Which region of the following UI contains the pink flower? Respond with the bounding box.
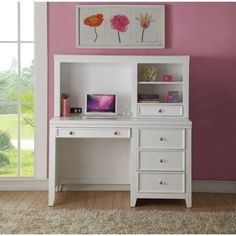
[110,15,130,43]
[110,15,130,32]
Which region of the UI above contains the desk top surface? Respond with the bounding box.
[50,115,192,128]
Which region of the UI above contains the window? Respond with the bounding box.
[0,2,35,177]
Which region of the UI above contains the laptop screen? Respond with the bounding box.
[86,94,116,113]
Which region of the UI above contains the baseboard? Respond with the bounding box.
[192,180,236,193]
[0,179,48,191]
[0,180,235,193]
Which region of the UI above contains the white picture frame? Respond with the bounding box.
[76,5,165,48]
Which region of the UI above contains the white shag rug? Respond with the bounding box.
[0,208,235,234]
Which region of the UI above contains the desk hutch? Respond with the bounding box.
[49,55,192,207]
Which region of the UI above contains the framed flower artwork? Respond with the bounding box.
[76,5,165,48]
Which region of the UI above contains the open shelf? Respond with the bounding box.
[54,55,189,118]
[137,62,187,110]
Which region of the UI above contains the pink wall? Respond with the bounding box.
[48,2,236,181]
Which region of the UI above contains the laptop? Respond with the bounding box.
[85,93,117,118]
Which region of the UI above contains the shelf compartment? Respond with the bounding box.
[138,63,183,82]
[138,84,183,104]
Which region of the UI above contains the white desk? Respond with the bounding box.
[49,116,192,207]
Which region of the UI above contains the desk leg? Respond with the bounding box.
[130,128,138,207]
[130,196,137,207]
[48,126,56,206]
[186,195,192,208]
[185,128,192,208]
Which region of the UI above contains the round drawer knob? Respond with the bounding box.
[158,109,162,113]
[114,131,118,135]
[160,158,164,163]
[159,181,163,185]
[160,137,165,141]
[69,131,73,135]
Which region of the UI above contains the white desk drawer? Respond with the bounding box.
[138,173,185,193]
[138,151,185,171]
[57,128,130,138]
[138,104,183,117]
[139,129,185,149]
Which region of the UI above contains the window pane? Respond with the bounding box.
[20,2,34,41]
[0,44,18,102]
[0,2,17,41]
[0,105,18,177]
[21,43,34,102]
[21,43,34,70]
[20,104,34,177]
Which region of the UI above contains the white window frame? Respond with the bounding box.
[0,3,48,187]
[0,2,35,178]
[34,2,48,180]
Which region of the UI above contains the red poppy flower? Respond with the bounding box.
[84,14,104,27]
[84,14,104,43]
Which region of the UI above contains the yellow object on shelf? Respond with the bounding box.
[140,66,157,81]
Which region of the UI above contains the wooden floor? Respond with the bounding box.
[0,191,235,211]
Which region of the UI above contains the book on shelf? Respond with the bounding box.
[138,94,159,99]
[138,100,160,103]
[138,94,160,103]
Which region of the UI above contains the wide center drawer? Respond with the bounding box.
[138,150,185,171]
[56,128,130,138]
[139,129,185,149]
[138,173,185,193]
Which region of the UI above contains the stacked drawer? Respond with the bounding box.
[137,128,186,194]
